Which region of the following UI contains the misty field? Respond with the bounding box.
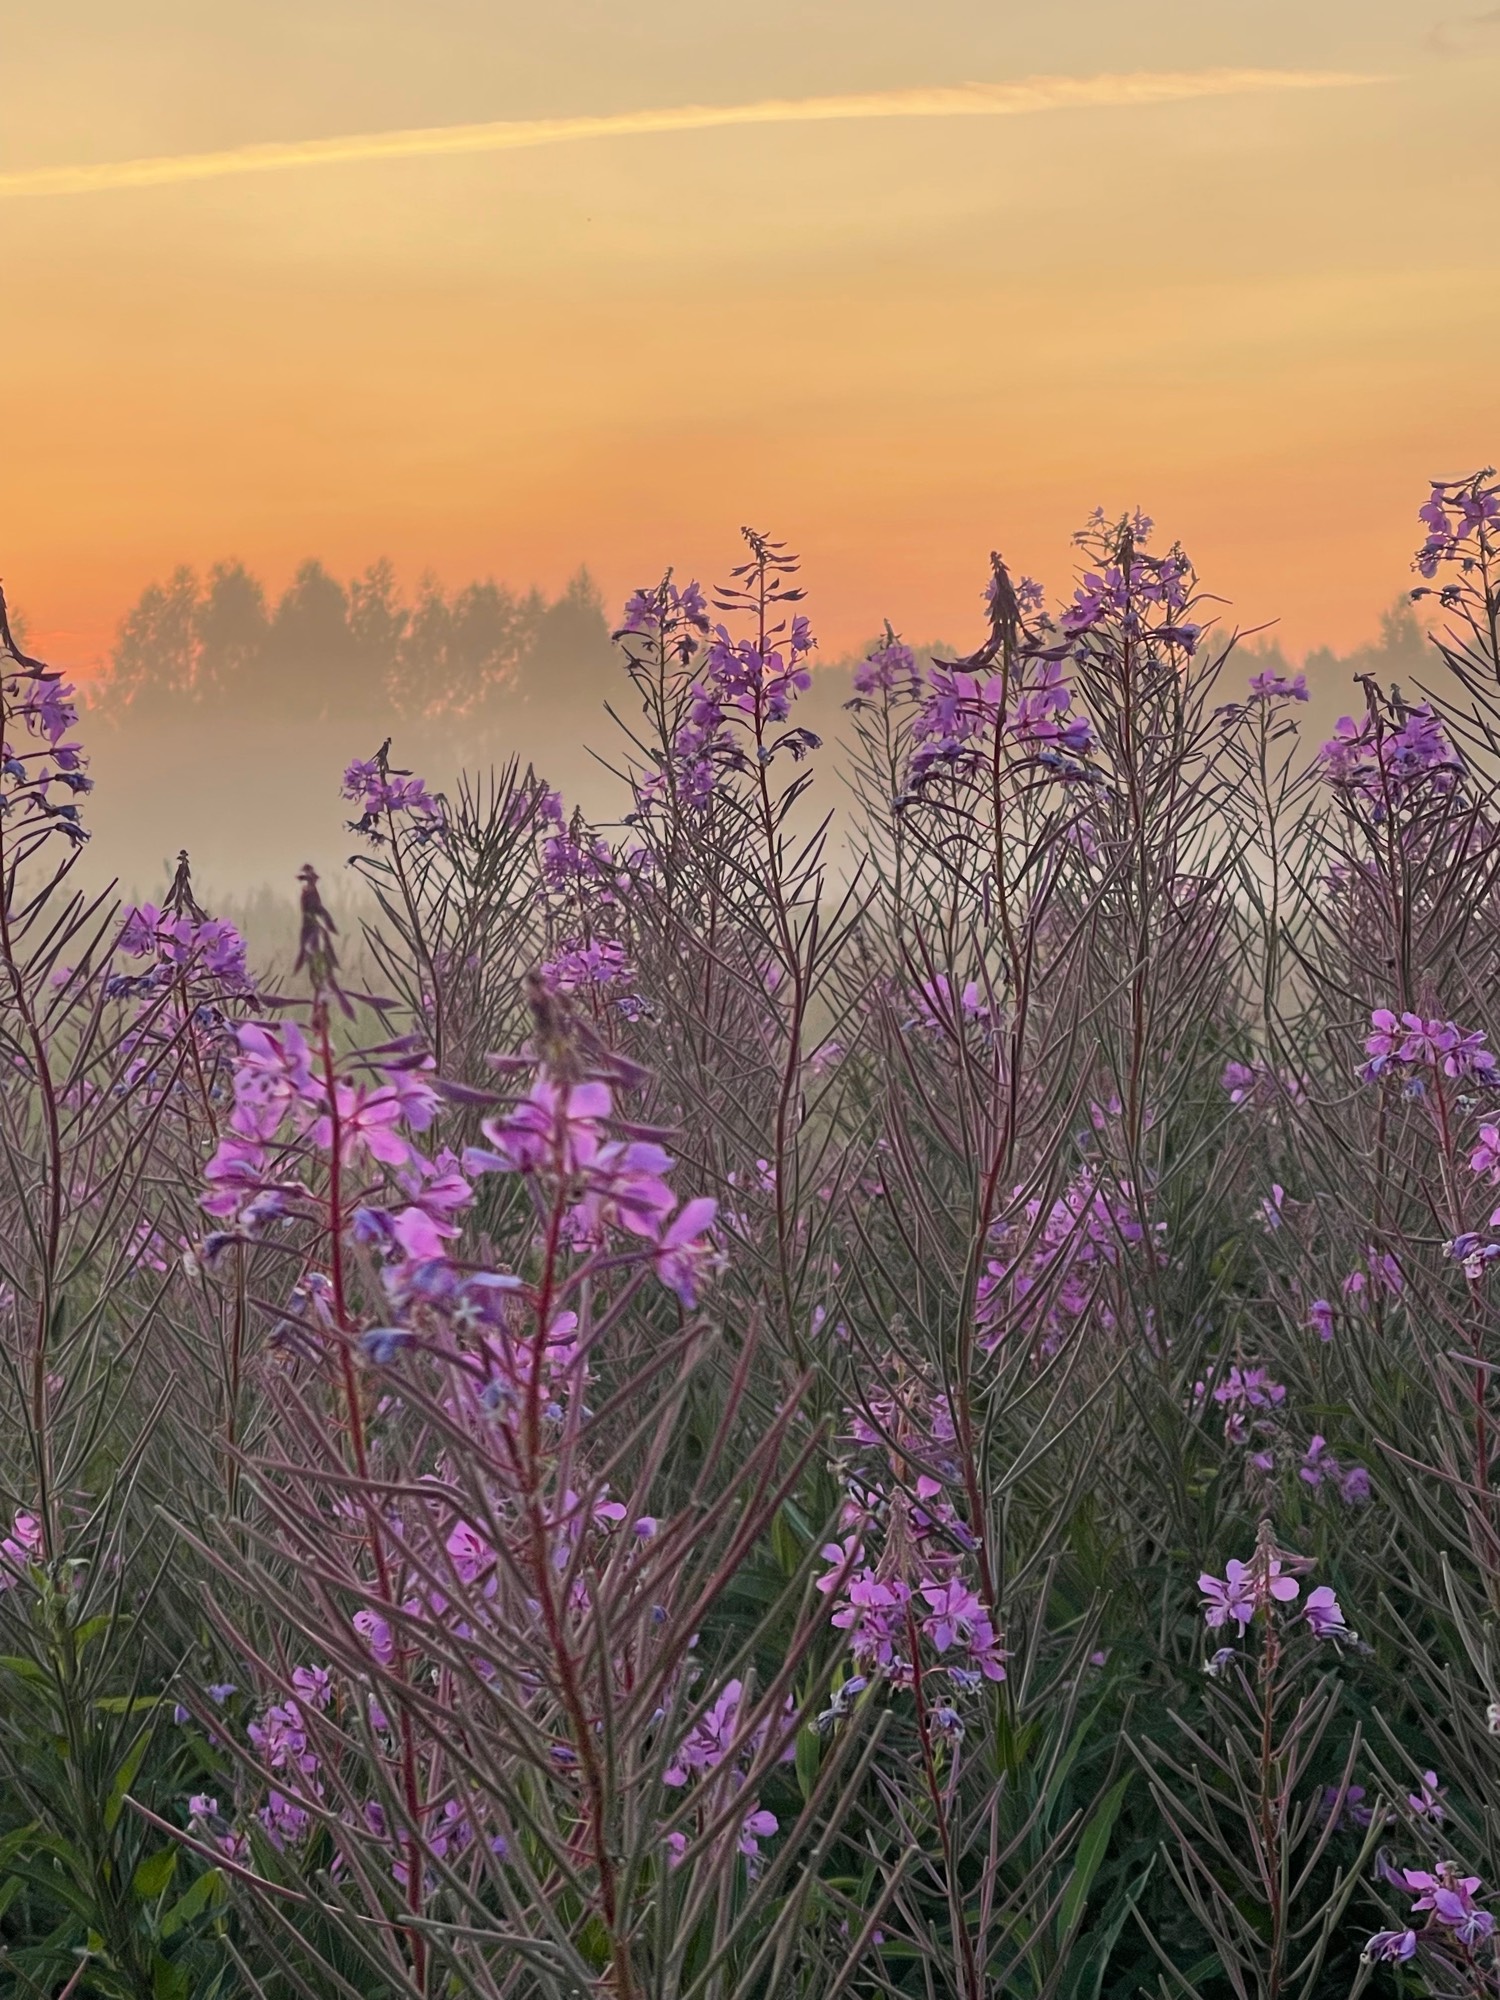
[4,476,1500,2000]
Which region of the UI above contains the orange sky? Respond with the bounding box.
[3,1,1499,677]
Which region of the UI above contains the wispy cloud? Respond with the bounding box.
[0,69,1386,203]
[1427,8,1500,52]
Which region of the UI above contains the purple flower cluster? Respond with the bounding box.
[1199,1545,1350,1642]
[1246,667,1309,702]
[1299,1434,1371,1505]
[1339,1248,1405,1306]
[1199,1365,1286,1464]
[1362,1009,1498,1085]
[619,575,710,649]
[910,973,991,1035]
[1220,1058,1306,1112]
[907,656,1094,793]
[342,756,443,841]
[536,789,628,905]
[817,1559,1009,1691]
[662,1677,788,1869]
[1319,707,1461,809]
[817,1369,1005,1695]
[200,1018,454,1264]
[536,936,635,1006]
[1366,1860,1496,1962]
[619,553,821,815]
[1416,471,1500,577]
[0,633,91,860]
[1060,517,1202,656]
[851,634,922,701]
[463,1066,719,1308]
[977,1169,1159,1358]
[114,902,250,995]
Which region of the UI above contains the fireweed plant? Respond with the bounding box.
[7,477,1500,1996]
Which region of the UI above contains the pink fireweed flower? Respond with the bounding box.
[1221,1060,1258,1106]
[1320,1783,1373,1833]
[1408,1770,1448,1824]
[1362,1008,1407,1076]
[1341,1249,1404,1305]
[918,1578,983,1654]
[830,1572,912,1673]
[1303,1585,1350,1641]
[246,1701,316,1777]
[1212,1366,1286,1413]
[1404,1864,1495,1944]
[291,1665,333,1710]
[912,974,990,1033]
[342,758,443,833]
[921,1583,1008,1682]
[391,1149,473,1238]
[465,1072,612,1178]
[977,1167,1161,1357]
[567,1139,677,1243]
[651,1196,721,1308]
[617,575,709,640]
[1298,1436,1370,1503]
[310,1076,435,1170]
[1362,1929,1418,1964]
[117,903,251,989]
[1470,1125,1500,1179]
[353,1609,394,1663]
[737,1808,779,1861]
[1199,1555,1298,1632]
[0,1510,43,1585]
[816,1535,865,1594]
[1199,1561,1258,1632]
[1299,1435,1337,1488]
[663,1679,749,1786]
[538,937,634,997]
[259,1791,312,1849]
[1321,707,1461,805]
[444,1520,496,1590]
[200,1135,275,1222]
[1368,1008,1496,1088]
[387,1205,451,1263]
[227,1020,322,1142]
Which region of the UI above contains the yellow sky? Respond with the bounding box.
[3,1,1499,674]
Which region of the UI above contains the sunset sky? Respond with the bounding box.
[5,0,1499,676]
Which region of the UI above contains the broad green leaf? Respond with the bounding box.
[133,1847,178,1900]
[158,1867,223,1941]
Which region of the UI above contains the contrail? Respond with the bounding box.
[0,69,1385,203]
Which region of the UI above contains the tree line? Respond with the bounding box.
[90,558,619,728]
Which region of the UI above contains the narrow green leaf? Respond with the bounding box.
[1057,1775,1130,1941]
[104,1729,152,1832]
[795,1724,821,1801]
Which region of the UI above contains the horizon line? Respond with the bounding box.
[0,68,1388,202]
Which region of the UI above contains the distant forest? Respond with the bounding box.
[90,558,619,730]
